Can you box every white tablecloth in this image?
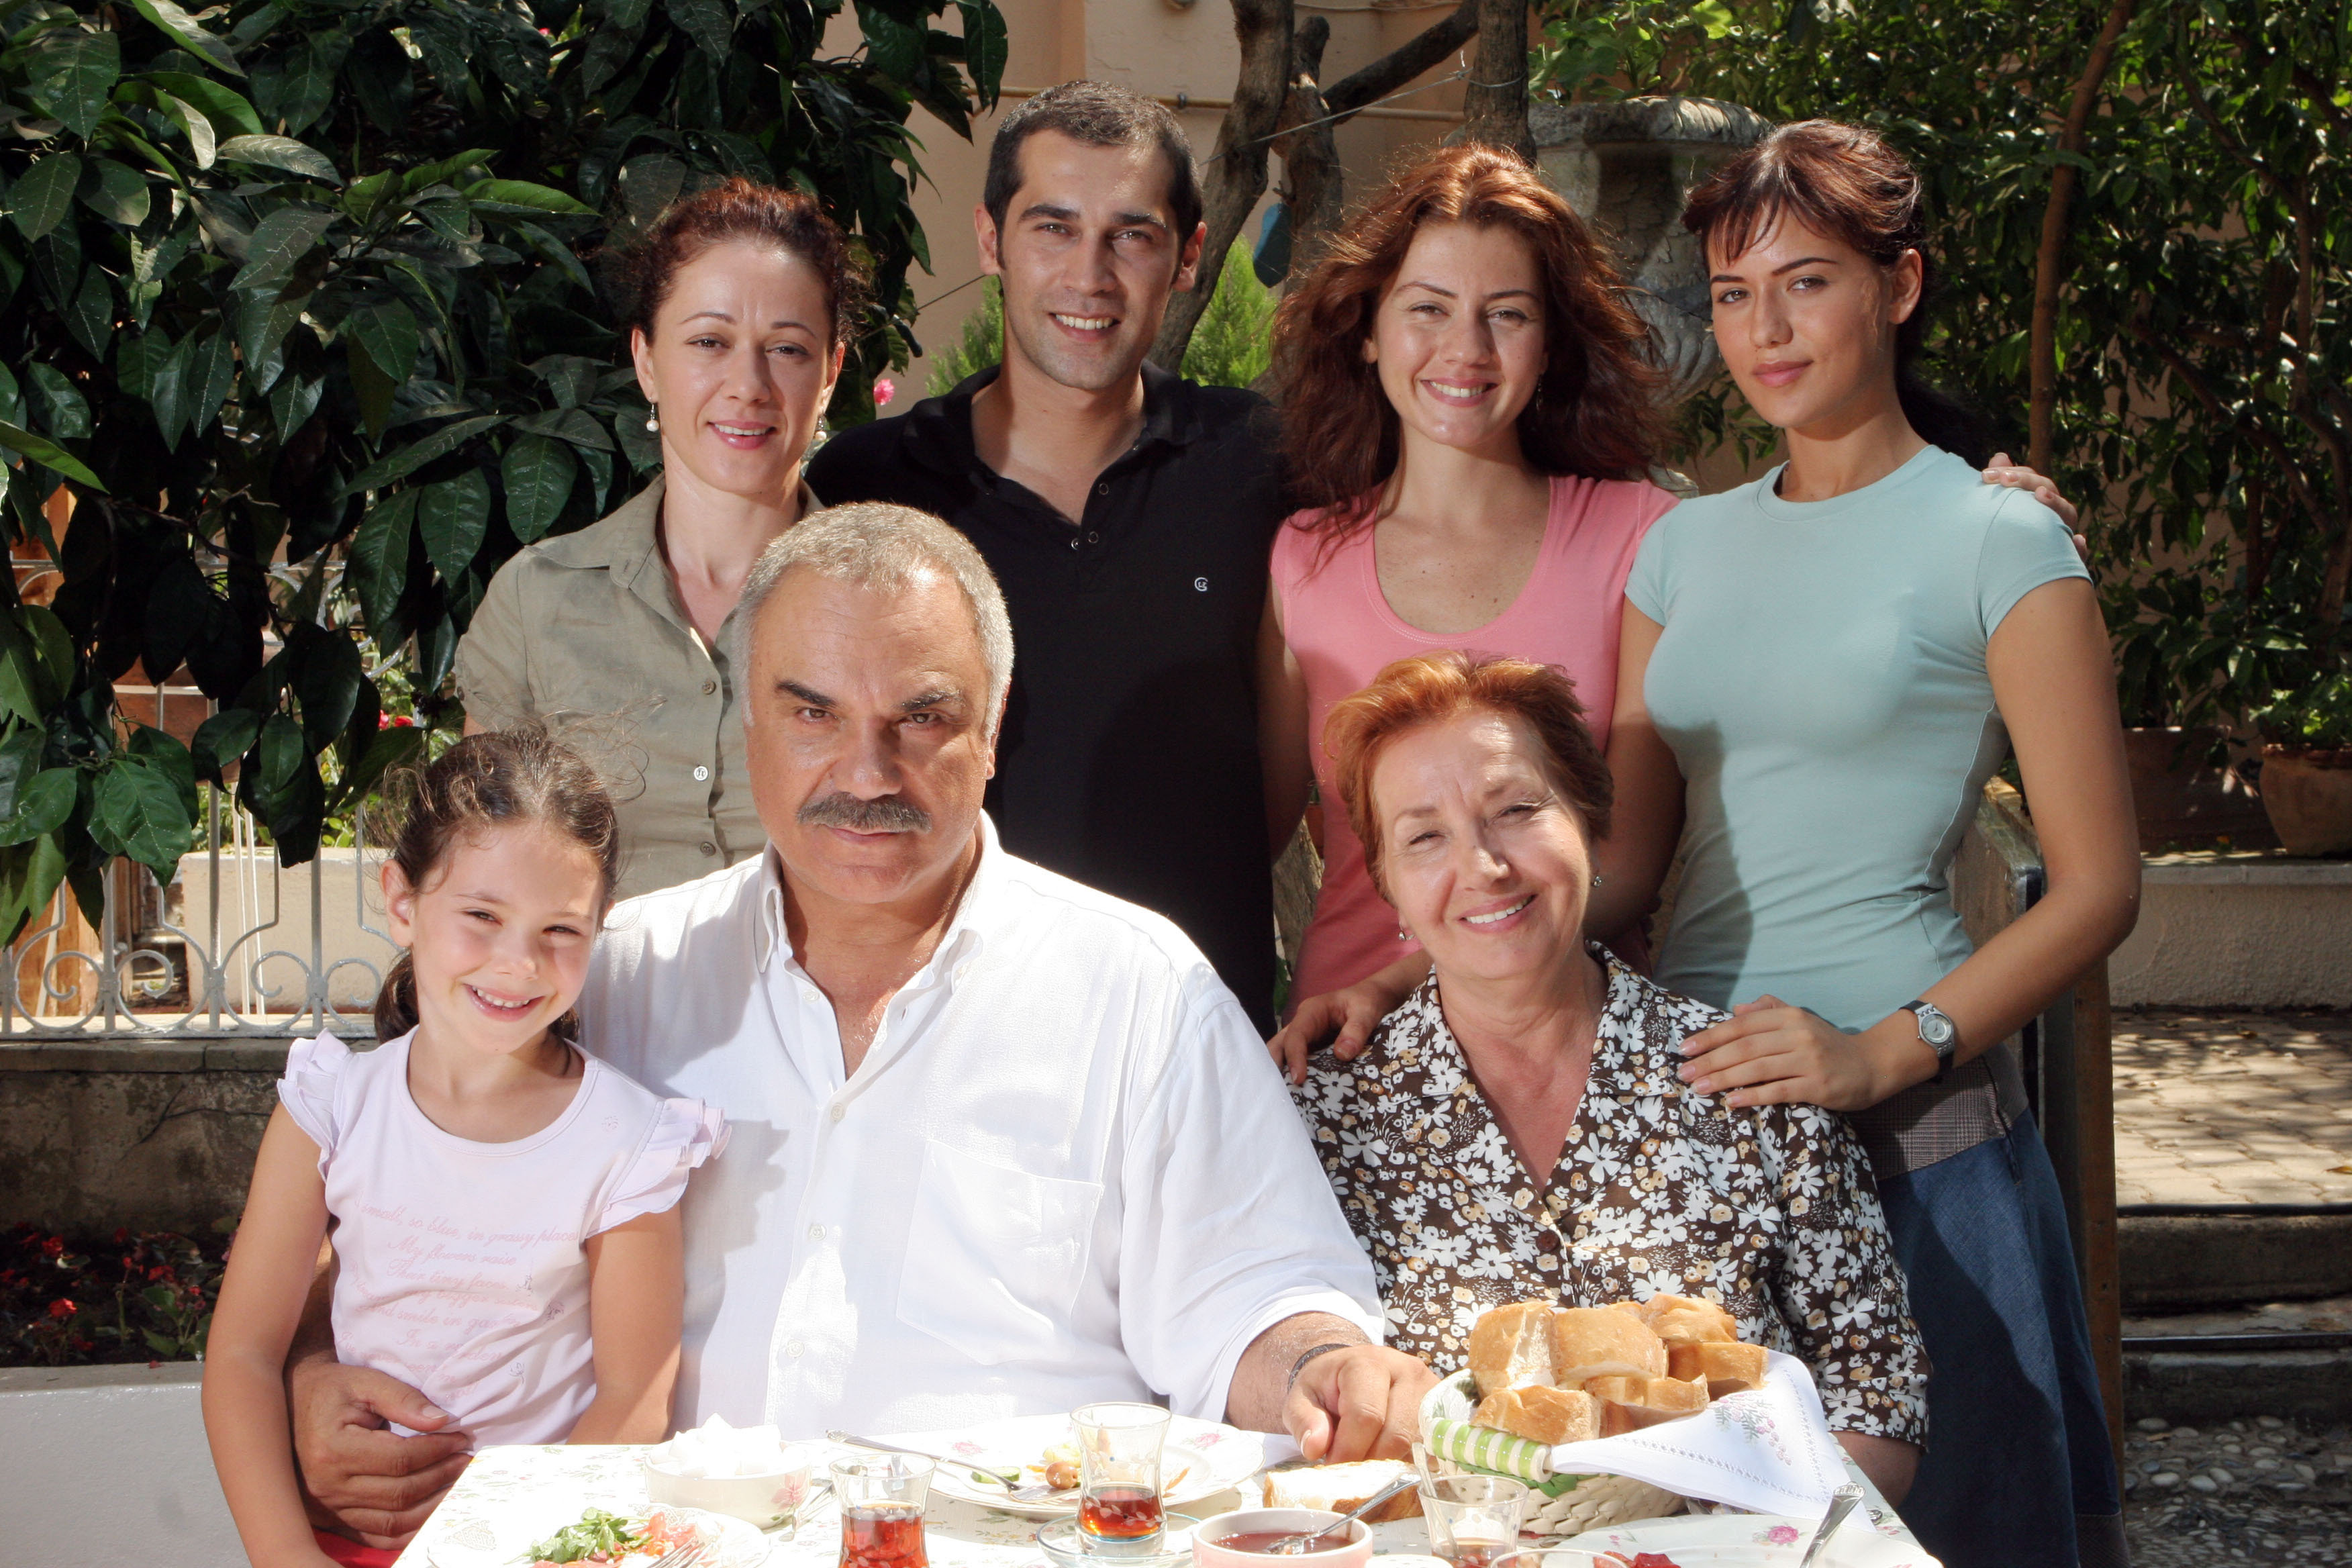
[391,1439,1920,1567]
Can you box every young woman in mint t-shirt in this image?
[1596,123,2140,1568]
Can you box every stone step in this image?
[2120,1206,2352,1311]
[2122,1295,2352,1424]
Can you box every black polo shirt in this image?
[807,363,1282,1032]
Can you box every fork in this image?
[826,1430,1065,1503]
[648,1542,707,1568]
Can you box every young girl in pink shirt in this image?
[203,728,725,1568]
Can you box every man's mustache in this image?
[797,792,932,833]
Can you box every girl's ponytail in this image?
[369,724,621,1040]
[374,952,420,1041]
[1683,119,1994,468]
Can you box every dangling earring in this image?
[1399,926,1411,940]
[1591,873,1605,887]
[645,403,660,434]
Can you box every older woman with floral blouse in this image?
[1291,650,1928,1502]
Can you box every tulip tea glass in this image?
[1073,1401,1173,1555]
[1418,1475,1529,1568]
[834,1454,934,1568]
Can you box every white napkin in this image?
[1545,1351,1853,1515]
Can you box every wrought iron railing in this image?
[0,792,394,1040]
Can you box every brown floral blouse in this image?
[1292,952,1928,1443]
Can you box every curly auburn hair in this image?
[1325,650,1612,902]
[610,177,871,346]
[1271,144,1665,542]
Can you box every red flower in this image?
[874,378,896,407]
[113,1228,129,1244]
[47,1298,75,1318]
[41,1236,63,1258]
[149,1265,177,1283]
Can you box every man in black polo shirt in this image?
[810,81,1283,1030]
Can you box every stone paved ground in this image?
[2110,1010,2352,1206]
[2123,1414,2352,1566]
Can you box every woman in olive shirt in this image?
[456,179,865,897]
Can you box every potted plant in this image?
[2255,669,2352,856]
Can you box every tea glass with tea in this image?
[833,1454,934,1568]
[1072,1401,1172,1555]
[1418,1475,1529,1568]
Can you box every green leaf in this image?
[0,770,77,847]
[190,705,262,783]
[462,179,596,216]
[131,0,245,76]
[501,435,577,543]
[20,607,74,703]
[147,331,193,447]
[401,149,499,196]
[143,72,264,138]
[511,406,614,450]
[334,414,507,498]
[91,755,197,881]
[0,420,103,489]
[331,722,425,812]
[228,206,334,294]
[7,154,81,242]
[34,30,121,140]
[215,134,339,185]
[348,491,416,630]
[78,158,151,227]
[256,710,303,795]
[348,334,395,440]
[184,328,236,441]
[0,726,45,820]
[957,0,1006,103]
[162,93,216,168]
[348,301,420,386]
[287,626,363,752]
[27,364,92,440]
[418,469,491,583]
[65,267,112,360]
[665,0,736,62]
[0,832,68,944]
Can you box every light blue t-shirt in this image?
[1625,445,2090,1031]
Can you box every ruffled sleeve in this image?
[593,1098,728,1235]
[276,1031,354,1168]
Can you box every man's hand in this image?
[1981,453,2086,558]
[1285,1345,1436,1463]
[289,1357,472,1549]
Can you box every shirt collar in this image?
[528,471,826,579]
[905,359,1208,480]
[754,812,1006,979]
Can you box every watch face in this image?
[1920,1011,1957,1048]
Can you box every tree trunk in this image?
[1274,19,1348,275]
[1150,0,1292,370]
[1460,0,1532,160]
[2028,0,2138,474]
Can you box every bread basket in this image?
[1419,1369,1685,1537]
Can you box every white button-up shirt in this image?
[575,815,1382,1436]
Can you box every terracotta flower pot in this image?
[2260,744,2352,856]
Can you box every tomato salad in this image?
[526,1506,702,1565]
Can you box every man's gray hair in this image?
[732,501,1016,728]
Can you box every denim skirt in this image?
[1873,1114,2124,1568]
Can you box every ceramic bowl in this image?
[640,1444,818,1528]
[1190,1508,1375,1568]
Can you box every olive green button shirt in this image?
[454,475,816,900]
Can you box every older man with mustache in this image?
[289,503,1428,1550]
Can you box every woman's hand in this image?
[1267,952,1430,1085]
[1981,453,2084,555]
[1676,997,1938,1112]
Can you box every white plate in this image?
[428,1501,769,1568]
[914,1414,1268,1518]
[1564,1512,1939,1568]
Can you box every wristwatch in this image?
[1899,1001,1960,1081]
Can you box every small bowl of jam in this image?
[1191,1509,1375,1568]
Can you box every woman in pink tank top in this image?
[1259,145,1675,1070]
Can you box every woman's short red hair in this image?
[1326,651,1613,899]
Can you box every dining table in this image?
[389,1432,1924,1568]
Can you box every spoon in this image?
[1262,1473,1422,1555]
[1795,1483,1864,1568]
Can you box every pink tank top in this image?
[1270,475,1677,1006]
